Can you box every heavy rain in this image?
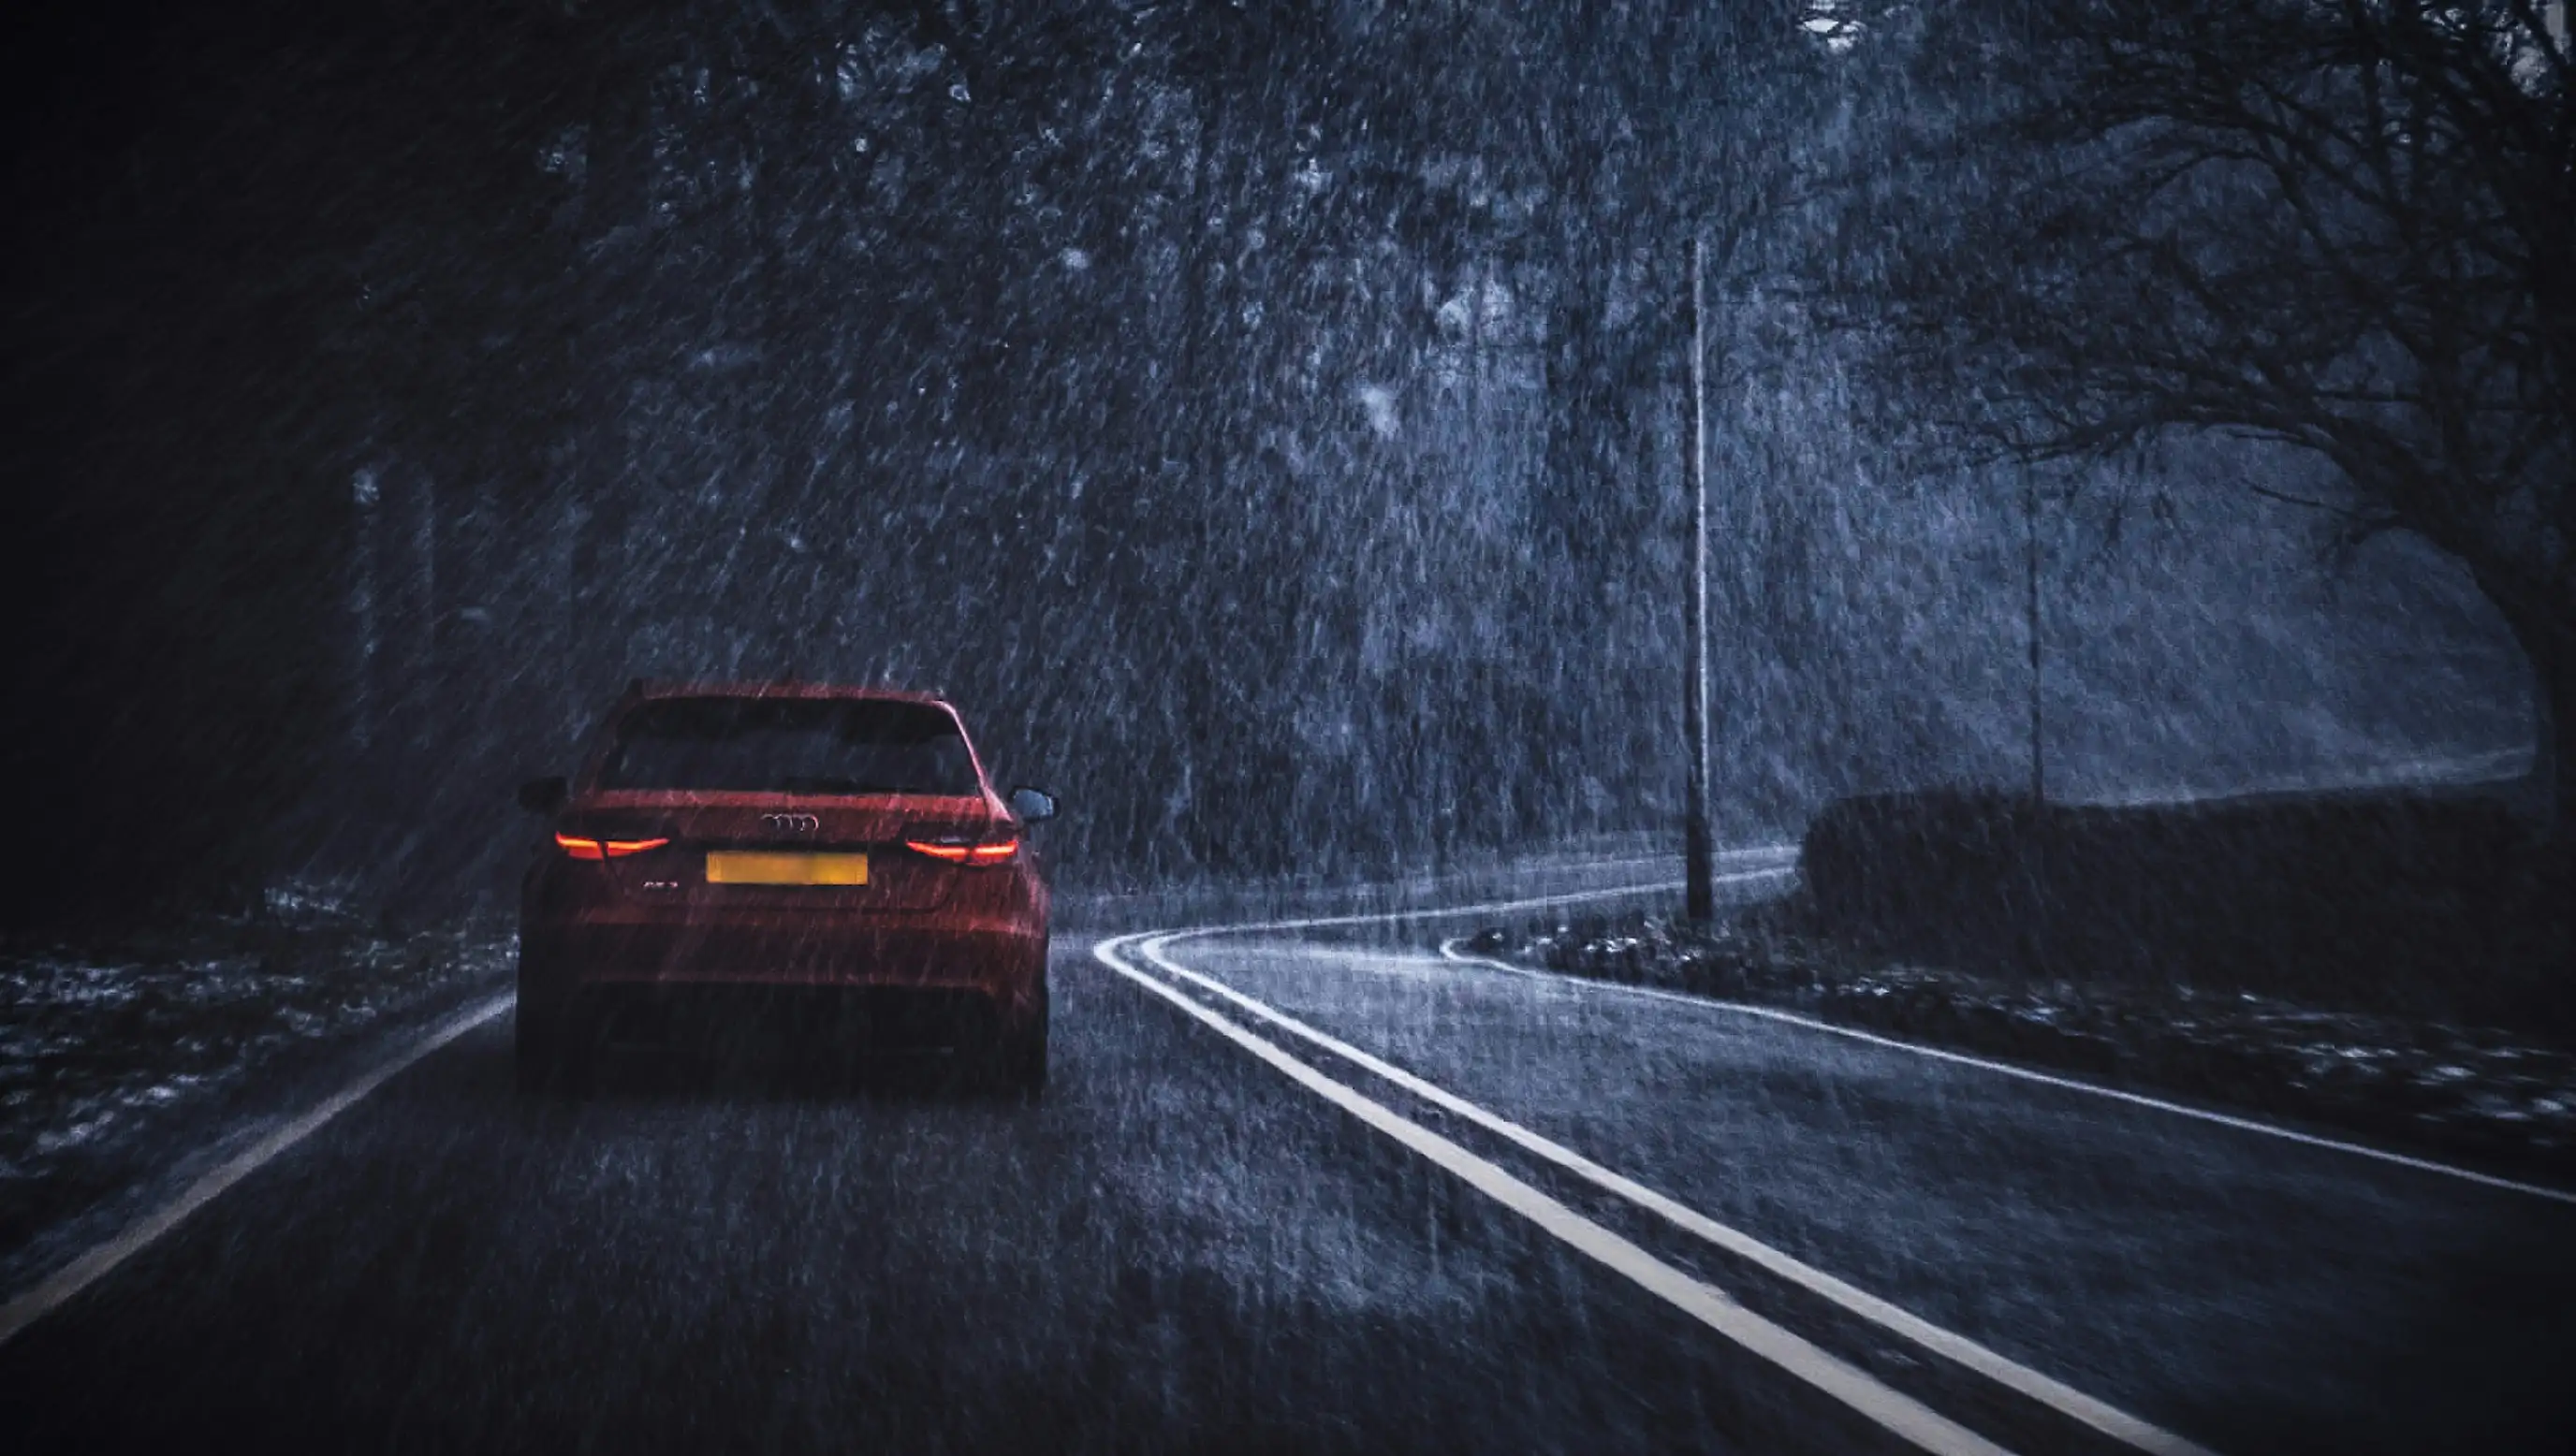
[4,3,2572,1453]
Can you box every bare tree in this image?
[1834,1,2574,837]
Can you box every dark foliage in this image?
[1801,785,2560,1022]
[3,1,1849,926]
[1817,0,2574,834]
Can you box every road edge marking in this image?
[1175,859,1793,939]
[0,993,514,1347]
[1058,849,1695,921]
[1434,942,2576,1209]
[1136,934,2214,1456]
[1092,934,2018,1456]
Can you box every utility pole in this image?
[2025,466,2045,807]
[1683,233,1716,921]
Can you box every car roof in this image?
[624,679,955,708]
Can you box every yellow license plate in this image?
[704,852,869,886]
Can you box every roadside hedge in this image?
[1799,786,2545,1019]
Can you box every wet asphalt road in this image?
[4,861,2573,1455]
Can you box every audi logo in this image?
[761,812,821,835]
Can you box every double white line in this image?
[1098,889,2215,1456]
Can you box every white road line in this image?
[1127,932,2214,1456]
[1435,942,2576,1209]
[1092,934,2020,1456]
[1058,848,1747,922]
[0,850,1768,1355]
[1165,862,1793,939]
[0,993,514,1348]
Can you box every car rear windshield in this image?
[597,698,982,796]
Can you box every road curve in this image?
[1134,915,2576,1456]
[2,855,2569,1455]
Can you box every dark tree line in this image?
[22,0,2525,929]
[1819,0,2573,839]
[6,1,1850,925]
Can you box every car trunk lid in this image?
[566,792,1003,911]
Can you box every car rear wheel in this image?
[992,981,1048,1099]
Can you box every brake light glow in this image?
[555,834,670,860]
[903,837,1018,866]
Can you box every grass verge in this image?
[1465,895,2576,1187]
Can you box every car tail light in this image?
[555,834,671,860]
[904,837,1018,866]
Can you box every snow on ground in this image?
[0,885,510,1281]
[1472,908,2576,1182]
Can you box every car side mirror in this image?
[1008,786,1057,824]
[517,776,569,814]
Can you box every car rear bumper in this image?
[520,918,1046,1017]
[531,983,1017,1053]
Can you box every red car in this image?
[512,681,1055,1094]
